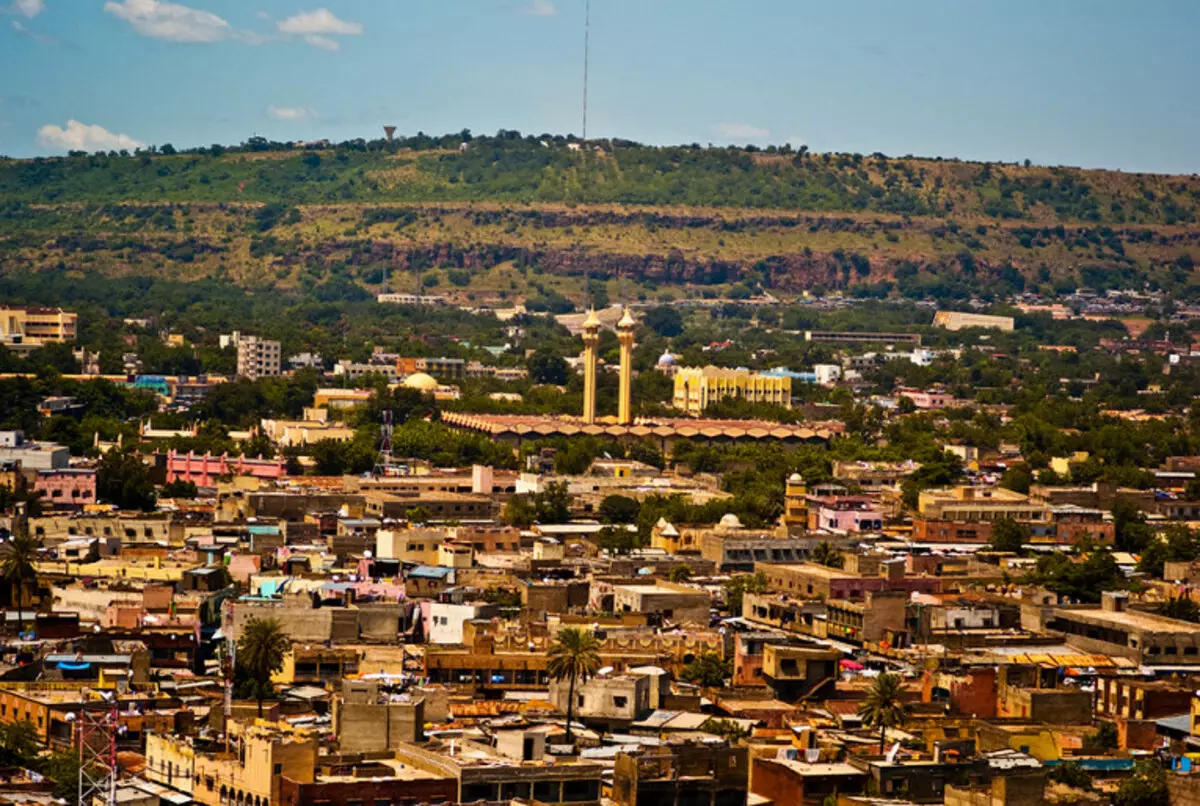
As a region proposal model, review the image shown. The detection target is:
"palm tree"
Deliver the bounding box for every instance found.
[811,541,844,569]
[547,627,602,743]
[857,673,908,754]
[235,617,292,717]
[0,531,40,635]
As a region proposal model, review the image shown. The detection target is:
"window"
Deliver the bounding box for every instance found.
[273,763,282,774]
[613,696,628,708]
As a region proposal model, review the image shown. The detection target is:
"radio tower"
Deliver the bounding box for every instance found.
[374,409,395,477]
[582,0,590,141]
[78,692,119,806]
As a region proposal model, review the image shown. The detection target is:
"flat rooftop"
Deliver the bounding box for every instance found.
[1055,606,1200,634]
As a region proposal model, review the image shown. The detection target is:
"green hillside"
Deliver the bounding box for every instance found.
[1,132,1198,300]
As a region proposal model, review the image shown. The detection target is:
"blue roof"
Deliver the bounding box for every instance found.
[248,525,281,535]
[408,565,453,579]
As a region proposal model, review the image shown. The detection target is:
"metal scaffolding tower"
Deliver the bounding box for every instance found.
[77,693,119,806]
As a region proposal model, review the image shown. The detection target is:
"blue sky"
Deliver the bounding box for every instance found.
[1,0,1198,173]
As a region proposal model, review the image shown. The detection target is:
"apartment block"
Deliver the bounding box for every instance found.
[236,334,282,379]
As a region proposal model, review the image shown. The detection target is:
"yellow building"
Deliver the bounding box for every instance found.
[783,473,808,530]
[932,311,1015,332]
[0,306,78,345]
[916,486,1050,523]
[672,366,792,415]
[148,726,316,806]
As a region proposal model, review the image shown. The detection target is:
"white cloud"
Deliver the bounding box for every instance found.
[716,122,770,141]
[103,0,234,43]
[11,18,56,45]
[10,0,45,17]
[277,8,361,35]
[37,119,145,153]
[267,105,317,121]
[520,0,557,16]
[303,33,338,50]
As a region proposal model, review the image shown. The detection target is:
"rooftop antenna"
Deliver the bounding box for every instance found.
[581,0,590,142]
[374,409,395,477]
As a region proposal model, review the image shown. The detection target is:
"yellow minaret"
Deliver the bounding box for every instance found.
[581,308,601,424]
[617,307,637,425]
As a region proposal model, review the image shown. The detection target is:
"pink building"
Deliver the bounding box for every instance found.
[808,496,884,533]
[35,469,96,510]
[164,450,287,485]
[897,388,963,410]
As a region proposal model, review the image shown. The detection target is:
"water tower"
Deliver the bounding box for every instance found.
[383,126,396,145]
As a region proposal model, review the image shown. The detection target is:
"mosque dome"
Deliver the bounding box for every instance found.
[719,513,743,530]
[657,350,676,367]
[403,372,439,391]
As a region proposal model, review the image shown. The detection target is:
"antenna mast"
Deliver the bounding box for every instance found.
[582,0,590,142]
[78,693,119,806]
[374,409,395,477]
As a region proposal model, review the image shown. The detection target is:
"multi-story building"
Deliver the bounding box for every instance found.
[932,311,1015,332]
[0,431,70,471]
[236,334,282,379]
[673,366,792,415]
[917,486,1051,525]
[0,306,77,345]
[1036,592,1200,665]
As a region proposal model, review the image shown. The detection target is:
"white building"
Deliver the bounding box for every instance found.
[236,335,282,380]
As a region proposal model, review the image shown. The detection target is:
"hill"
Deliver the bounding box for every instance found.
[1,133,1197,301]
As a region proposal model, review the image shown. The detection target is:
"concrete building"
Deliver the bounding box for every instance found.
[0,431,69,471]
[391,738,604,804]
[751,758,868,806]
[332,679,425,753]
[613,741,748,806]
[673,366,792,415]
[807,495,884,533]
[235,334,282,380]
[1037,591,1200,665]
[760,641,842,700]
[933,311,1015,332]
[548,670,663,730]
[0,306,77,345]
[611,581,711,625]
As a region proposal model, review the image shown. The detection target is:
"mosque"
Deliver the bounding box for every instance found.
[443,307,842,452]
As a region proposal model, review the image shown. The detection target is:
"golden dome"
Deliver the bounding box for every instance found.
[403,372,439,391]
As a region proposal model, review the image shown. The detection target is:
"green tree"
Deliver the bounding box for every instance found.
[1048,761,1093,791]
[405,506,431,525]
[1113,499,1153,553]
[596,525,640,555]
[669,565,692,583]
[811,541,844,569]
[527,350,569,385]
[999,464,1033,494]
[681,652,730,688]
[700,717,749,742]
[1081,721,1118,753]
[96,448,157,510]
[501,494,538,528]
[0,721,39,766]
[160,479,199,498]
[644,306,684,337]
[43,750,84,801]
[857,673,908,754]
[599,494,640,524]
[989,519,1029,553]
[547,627,601,743]
[1113,760,1169,806]
[235,617,292,717]
[0,531,40,634]
[723,571,768,614]
[1160,597,1200,623]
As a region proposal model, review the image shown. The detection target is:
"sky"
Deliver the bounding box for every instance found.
[1,0,1199,173]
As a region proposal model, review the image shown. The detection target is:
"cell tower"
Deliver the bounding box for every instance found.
[374,409,395,477]
[78,693,119,806]
[383,125,397,145]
